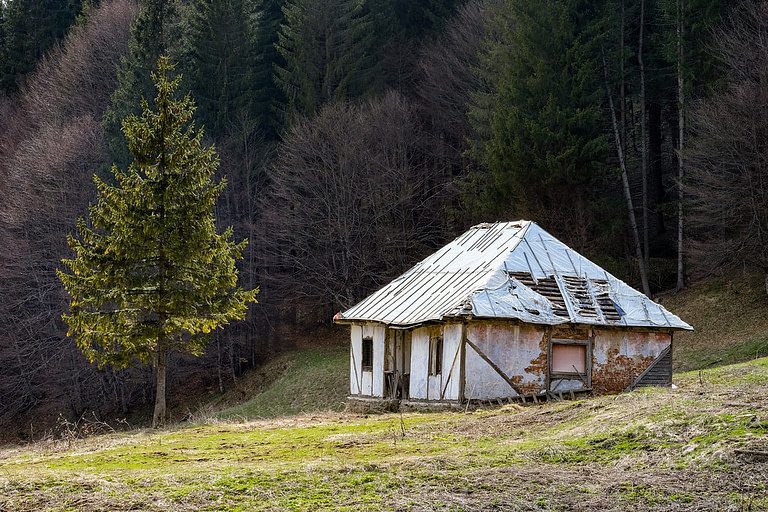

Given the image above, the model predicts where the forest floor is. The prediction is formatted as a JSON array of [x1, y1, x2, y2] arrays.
[[1, 272, 768, 511]]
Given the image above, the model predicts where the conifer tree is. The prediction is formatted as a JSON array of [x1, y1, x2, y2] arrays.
[[253, 0, 286, 138], [180, 0, 258, 138], [0, 0, 83, 94], [468, 0, 609, 242], [103, 0, 180, 168], [59, 58, 258, 428], [275, 0, 378, 121]]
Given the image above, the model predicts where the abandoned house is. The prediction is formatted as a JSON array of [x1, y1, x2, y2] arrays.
[[334, 221, 692, 407]]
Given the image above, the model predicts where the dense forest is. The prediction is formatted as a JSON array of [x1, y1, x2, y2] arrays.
[[0, 0, 754, 434]]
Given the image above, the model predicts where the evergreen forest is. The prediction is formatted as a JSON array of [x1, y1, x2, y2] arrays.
[[0, 0, 755, 434]]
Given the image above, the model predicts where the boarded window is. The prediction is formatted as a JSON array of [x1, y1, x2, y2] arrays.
[[362, 337, 373, 371], [552, 343, 586, 374], [429, 336, 443, 376]]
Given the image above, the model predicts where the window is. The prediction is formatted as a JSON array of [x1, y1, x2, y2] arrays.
[[551, 343, 586, 374], [429, 336, 443, 376], [362, 337, 373, 371]]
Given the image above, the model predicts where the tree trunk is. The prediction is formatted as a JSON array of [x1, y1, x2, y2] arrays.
[[602, 48, 652, 297], [152, 337, 168, 428], [676, 0, 686, 292], [639, 0, 649, 269]]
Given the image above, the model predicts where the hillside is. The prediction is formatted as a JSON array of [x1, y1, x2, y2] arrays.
[[0, 356, 766, 510], [664, 270, 768, 372], [1, 273, 767, 510]]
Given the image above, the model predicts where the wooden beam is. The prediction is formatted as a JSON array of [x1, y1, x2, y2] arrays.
[[465, 339, 525, 396]]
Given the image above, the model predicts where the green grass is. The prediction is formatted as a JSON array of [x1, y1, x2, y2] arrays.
[[2, 368, 768, 510], [665, 270, 768, 372], [4, 272, 768, 510], [213, 345, 349, 420]]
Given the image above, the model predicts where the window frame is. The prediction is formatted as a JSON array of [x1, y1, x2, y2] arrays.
[[551, 342, 587, 374], [361, 336, 373, 371], [549, 336, 592, 387], [429, 336, 443, 376]]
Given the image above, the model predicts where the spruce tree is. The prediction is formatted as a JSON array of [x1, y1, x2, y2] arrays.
[[103, 0, 179, 168], [275, 0, 378, 121], [253, 0, 286, 138], [0, 0, 83, 94], [59, 58, 258, 428], [468, 0, 609, 233], [180, 0, 258, 138]]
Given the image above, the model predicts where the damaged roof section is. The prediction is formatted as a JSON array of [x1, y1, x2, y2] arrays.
[[337, 221, 692, 331]]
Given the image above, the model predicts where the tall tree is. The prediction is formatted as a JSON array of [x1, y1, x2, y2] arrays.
[[675, 0, 685, 291], [468, 0, 609, 249], [265, 92, 442, 314], [275, 0, 378, 121], [0, 0, 136, 429], [389, 0, 461, 38], [59, 58, 257, 427], [602, 46, 652, 296], [656, 0, 728, 290], [179, 0, 258, 138], [103, 0, 179, 168], [252, 0, 285, 138], [685, 0, 768, 293], [0, 0, 84, 94]]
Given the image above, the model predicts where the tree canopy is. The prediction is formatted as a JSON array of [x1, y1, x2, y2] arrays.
[[58, 57, 257, 427]]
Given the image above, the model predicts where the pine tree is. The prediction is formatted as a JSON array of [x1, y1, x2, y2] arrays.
[[390, 0, 460, 38], [0, 0, 83, 94], [252, 0, 285, 138], [467, 0, 609, 245], [59, 58, 258, 428]]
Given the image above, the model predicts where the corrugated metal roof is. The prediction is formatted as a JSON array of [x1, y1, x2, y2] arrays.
[[336, 221, 692, 331]]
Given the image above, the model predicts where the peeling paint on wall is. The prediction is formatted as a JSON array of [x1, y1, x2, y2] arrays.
[[465, 321, 546, 398], [592, 330, 670, 393]]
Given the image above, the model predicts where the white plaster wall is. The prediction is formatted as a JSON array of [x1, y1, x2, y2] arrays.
[[464, 322, 545, 399], [409, 327, 430, 399], [407, 324, 462, 401], [349, 323, 387, 397], [437, 323, 463, 400], [464, 347, 516, 399], [371, 324, 386, 397], [593, 330, 670, 366], [550, 378, 585, 392], [591, 329, 671, 393], [350, 325, 363, 395]]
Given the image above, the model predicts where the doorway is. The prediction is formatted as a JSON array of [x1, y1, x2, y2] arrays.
[[385, 329, 411, 399]]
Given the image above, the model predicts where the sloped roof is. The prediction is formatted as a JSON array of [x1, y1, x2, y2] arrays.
[[336, 221, 692, 330]]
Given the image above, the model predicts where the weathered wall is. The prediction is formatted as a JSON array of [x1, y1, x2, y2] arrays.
[[408, 326, 431, 399], [592, 330, 670, 393], [440, 323, 463, 400], [350, 325, 363, 395], [408, 323, 462, 400], [465, 321, 547, 399], [349, 323, 386, 397], [352, 320, 671, 399]]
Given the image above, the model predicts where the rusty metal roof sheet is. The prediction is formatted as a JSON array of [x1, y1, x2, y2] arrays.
[[336, 221, 692, 330]]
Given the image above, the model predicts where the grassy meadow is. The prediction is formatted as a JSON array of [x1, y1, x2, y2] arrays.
[[2, 274, 768, 511]]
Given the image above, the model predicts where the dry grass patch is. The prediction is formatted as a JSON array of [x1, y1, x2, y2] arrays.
[[665, 270, 768, 372]]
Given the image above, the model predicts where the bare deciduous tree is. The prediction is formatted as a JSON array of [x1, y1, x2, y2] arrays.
[[685, 0, 768, 292], [263, 91, 446, 317], [0, 0, 139, 430]]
